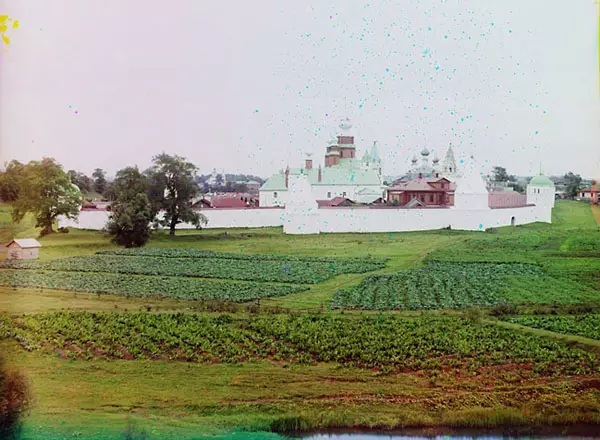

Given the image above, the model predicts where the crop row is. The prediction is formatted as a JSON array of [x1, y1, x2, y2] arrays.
[[97, 247, 388, 268], [0, 253, 382, 284], [332, 262, 545, 310], [505, 315, 600, 341], [1, 312, 596, 375], [0, 269, 305, 301]]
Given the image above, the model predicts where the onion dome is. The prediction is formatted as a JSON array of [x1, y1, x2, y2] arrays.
[[339, 117, 353, 131], [432, 156, 440, 165], [420, 147, 430, 156], [411, 155, 418, 164]]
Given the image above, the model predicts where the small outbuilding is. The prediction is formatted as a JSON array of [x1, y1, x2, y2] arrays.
[[5, 238, 42, 260]]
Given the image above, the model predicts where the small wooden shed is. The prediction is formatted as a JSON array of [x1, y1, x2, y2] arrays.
[[6, 238, 42, 260]]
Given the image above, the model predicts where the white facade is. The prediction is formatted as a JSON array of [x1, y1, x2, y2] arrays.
[[259, 190, 288, 208], [527, 184, 555, 208]]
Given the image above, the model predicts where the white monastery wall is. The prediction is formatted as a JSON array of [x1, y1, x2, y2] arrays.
[[58, 208, 285, 231], [59, 211, 111, 230], [175, 208, 284, 229], [59, 204, 551, 233]]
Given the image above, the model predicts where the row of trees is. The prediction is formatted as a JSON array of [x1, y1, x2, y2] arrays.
[[0, 154, 208, 247], [490, 166, 585, 198]]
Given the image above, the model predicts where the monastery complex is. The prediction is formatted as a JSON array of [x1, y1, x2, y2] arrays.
[[59, 117, 556, 234]]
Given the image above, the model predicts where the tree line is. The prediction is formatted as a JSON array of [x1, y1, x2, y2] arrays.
[[0, 154, 208, 247], [490, 166, 585, 197]]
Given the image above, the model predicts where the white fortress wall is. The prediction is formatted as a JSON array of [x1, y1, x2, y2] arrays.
[[58, 210, 110, 230], [175, 208, 285, 229], [316, 204, 551, 234], [58, 208, 285, 231], [58, 204, 551, 233]]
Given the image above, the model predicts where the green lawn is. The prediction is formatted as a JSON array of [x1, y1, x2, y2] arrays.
[[2, 200, 600, 439]]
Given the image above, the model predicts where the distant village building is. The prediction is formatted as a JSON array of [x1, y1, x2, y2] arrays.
[[577, 187, 599, 204], [245, 181, 261, 194], [206, 168, 226, 187], [5, 238, 42, 260]]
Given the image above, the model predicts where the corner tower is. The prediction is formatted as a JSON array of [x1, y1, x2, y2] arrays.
[[527, 174, 555, 208]]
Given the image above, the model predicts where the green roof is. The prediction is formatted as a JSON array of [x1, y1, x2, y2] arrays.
[[529, 175, 554, 187], [259, 173, 287, 191], [260, 163, 382, 192]]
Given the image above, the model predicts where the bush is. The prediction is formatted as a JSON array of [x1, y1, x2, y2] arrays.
[[0, 356, 30, 439], [489, 302, 518, 317], [58, 227, 70, 234]]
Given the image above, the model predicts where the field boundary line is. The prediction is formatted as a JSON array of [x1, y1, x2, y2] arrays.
[[485, 318, 600, 352]]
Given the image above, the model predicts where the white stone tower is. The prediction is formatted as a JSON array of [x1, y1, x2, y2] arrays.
[[527, 174, 555, 208], [283, 171, 319, 235], [442, 143, 458, 177]]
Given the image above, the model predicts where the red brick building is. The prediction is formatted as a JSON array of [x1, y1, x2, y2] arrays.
[[386, 176, 455, 207]]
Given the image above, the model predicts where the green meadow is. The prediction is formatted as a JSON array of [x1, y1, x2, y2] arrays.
[[2, 200, 600, 439]]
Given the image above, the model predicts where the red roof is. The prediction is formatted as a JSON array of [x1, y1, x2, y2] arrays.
[[316, 197, 354, 207], [388, 177, 456, 192]]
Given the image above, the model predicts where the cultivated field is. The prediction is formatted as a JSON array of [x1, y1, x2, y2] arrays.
[[1, 200, 600, 439]]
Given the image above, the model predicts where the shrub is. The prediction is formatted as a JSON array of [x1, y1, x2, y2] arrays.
[[489, 302, 518, 317]]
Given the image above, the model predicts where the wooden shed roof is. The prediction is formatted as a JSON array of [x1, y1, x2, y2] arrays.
[[7, 238, 42, 249]]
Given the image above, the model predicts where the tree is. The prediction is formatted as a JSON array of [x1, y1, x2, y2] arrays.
[[67, 170, 93, 194], [491, 166, 516, 182], [106, 167, 153, 248], [0, 355, 30, 439], [508, 182, 525, 194], [563, 172, 583, 198], [0, 160, 24, 202], [146, 153, 207, 236], [12, 158, 82, 235], [92, 168, 107, 195]]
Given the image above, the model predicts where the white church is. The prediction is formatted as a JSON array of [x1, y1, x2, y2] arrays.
[[259, 118, 460, 208]]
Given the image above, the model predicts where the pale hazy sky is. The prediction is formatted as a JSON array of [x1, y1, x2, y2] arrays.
[[1, 0, 599, 179]]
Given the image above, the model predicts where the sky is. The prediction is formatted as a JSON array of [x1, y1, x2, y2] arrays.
[[0, 0, 599, 179]]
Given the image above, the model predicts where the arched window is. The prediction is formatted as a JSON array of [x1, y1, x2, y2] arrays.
[[274, 192, 278, 199]]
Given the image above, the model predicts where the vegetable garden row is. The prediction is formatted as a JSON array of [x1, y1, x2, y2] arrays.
[[98, 248, 388, 265], [0, 269, 305, 301], [332, 262, 552, 310], [2, 312, 596, 374], [0, 253, 386, 284]]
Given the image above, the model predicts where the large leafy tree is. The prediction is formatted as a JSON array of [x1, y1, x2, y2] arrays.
[[92, 168, 107, 195], [0, 160, 24, 202], [146, 153, 207, 236], [563, 172, 582, 198], [106, 167, 153, 248], [12, 158, 82, 235]]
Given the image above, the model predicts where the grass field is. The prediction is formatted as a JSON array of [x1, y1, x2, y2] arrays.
[[2, 200, 600, 439]]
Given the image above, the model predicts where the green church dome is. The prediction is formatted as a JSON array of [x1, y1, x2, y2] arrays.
[[529, 175, 554, 187]]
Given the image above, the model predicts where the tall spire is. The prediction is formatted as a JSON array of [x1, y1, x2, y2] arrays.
[[442, 143, 457, 176], [370, 141, 381, 163]]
